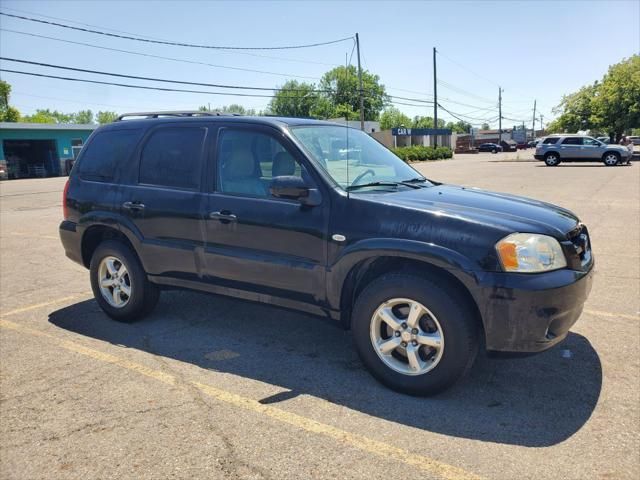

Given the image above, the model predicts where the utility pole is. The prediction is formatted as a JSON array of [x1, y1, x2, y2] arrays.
[[532, 99, 537, 140], [355, 33, 364, 131], [540, 114, 544, 132], [498, 87, 503, 146], [433, 47, 438, 147]]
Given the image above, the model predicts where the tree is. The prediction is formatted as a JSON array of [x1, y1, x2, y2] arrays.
[[199, 104, 258, 115], [481, 122, 490, 130], [96, 111, 119, 124], [0, 80, 20, 122], [317, 65, 388, 120], [22, 109, 72, 124], [73, 109, 94, 124], [446, 120, 472, 133], [412, 116, 445, 129], [549, 55, 640, 140], [379, 107, 411, 129], [267, 80, 318, 118]]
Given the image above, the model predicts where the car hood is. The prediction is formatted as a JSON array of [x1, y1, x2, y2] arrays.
[[371, 184, 579, 238]]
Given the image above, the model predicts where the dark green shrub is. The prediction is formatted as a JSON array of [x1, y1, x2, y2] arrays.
[[391, 145, 453, 162]]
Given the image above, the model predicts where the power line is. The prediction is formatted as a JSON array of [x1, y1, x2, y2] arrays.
[[0, 69, 285, 98], [0, 28, 322, 81], [0, 12, 354, 50], [0, 57, 334, 93]]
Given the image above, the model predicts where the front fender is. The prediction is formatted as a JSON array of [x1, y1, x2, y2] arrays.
[[326, 238, 480, 310]]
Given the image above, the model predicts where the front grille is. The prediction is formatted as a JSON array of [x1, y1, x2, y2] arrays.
[[566, 224, 592, 268]]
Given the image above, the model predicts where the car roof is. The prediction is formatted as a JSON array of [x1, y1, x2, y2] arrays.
[[98, 114, 343, 132]]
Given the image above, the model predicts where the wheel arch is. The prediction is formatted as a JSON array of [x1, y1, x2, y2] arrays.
[[331, 242, 483, 335], [81, 224, 140, 269]]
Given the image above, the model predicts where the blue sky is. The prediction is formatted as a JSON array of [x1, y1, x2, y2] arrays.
[[1, 0, 638, 128]]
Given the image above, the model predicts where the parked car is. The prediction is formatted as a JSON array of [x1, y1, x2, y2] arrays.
[[527, 140, 539, 148], [535, 134, 633, 166], [60, 111, 594, 395], [516, 142, 528, 150], [477, 143, 502, 153], [628, 136, 640, 146]]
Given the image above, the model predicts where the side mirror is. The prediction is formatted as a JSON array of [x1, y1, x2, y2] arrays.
[[270, 176, 321, 206]]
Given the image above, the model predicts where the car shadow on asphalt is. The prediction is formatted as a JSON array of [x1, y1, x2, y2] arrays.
[[49, 290, 602, 448]]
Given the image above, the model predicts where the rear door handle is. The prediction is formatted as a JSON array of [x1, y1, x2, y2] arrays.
[[209, 211, 237, 223], [123, 201, 145, 211]]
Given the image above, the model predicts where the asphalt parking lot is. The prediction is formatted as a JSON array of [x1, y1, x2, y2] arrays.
[[1, 151, 638, 480]]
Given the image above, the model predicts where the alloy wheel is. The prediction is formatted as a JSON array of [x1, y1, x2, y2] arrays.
[[98, 255, 132, 308], [369, 298, 445, 376]]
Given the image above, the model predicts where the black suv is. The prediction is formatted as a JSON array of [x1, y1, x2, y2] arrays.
[[60, 111, 594, 395]]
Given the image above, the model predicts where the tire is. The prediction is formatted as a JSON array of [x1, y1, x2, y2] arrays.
[[544, 152, 560, 166], [492, 149, 497, 154], [89, 240, 160, 322], [351, 273, 479, 396], [602, 152, 620, 166]]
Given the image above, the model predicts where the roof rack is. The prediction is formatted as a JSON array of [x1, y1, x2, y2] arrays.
[[115, 110, 241, 121]]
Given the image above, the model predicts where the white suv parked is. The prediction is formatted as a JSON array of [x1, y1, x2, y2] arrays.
[[535, 134, 632, 166]]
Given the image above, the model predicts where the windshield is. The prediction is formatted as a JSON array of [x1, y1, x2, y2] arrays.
[[289, 125, 430, 190]]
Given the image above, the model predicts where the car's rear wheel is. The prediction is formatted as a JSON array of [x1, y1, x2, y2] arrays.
[[603, 152, 620, 166], [492, 148, 497, 154], [352, 273, 479, 395], [90, 240, 160, 322], [544, 152, 560, 166]]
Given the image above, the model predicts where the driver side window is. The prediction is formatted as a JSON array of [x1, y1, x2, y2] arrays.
[[216, 129, 305, 198]]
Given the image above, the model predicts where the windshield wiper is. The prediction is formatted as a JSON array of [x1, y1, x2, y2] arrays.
[[402, 177, 427, 183], [347, 181, 421, 191]]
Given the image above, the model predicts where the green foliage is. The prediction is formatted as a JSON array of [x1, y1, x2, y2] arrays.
[[391, 145, 453, 162], [446, 120, 472, 133], [267, 80, 319, 118], [379, 107, 411, 129], [550, 55, 640, 138], [200, 104, 258, 115], [317, 65, 388, 121], [0, 80, 20, 122], [481, 122, 490, 130], [73, 109, 94, 124], [21, 109, 70, 124], [96, 111, 119, 124]]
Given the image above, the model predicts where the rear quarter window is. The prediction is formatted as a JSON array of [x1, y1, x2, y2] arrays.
[[77, 129, 142, 181]]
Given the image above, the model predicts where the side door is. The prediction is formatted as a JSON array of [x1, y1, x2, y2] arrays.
[[583, 137, 604, 159], [119, 124, 208, 279], [203, 124, 329, 304], [559, 136, 583, 159]]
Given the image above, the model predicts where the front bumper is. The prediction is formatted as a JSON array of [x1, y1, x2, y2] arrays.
[[473, 264, 594, 353]]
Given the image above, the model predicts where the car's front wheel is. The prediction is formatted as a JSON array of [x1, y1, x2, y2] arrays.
[[603, 152, 620, 166], [90, 240, 160, 322], [352, 273, 479, 395], [544, 152, 561, 166]]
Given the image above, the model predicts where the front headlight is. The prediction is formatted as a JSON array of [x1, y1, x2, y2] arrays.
[[496, 233, 567, 273]]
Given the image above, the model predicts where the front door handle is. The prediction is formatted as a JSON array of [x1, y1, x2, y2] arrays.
[[123, 201, 145, 211], [209, 211, 237, 223]]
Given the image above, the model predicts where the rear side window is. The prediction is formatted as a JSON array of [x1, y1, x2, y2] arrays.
[[542, 137, 559, 144], [139, 127, 206, 190], [77, 129, 141, 181], [561, 137, 582, 145]]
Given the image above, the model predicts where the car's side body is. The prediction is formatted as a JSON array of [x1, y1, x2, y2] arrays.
[[534, 134, 632, 165], [477, 143, 502, 153]]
